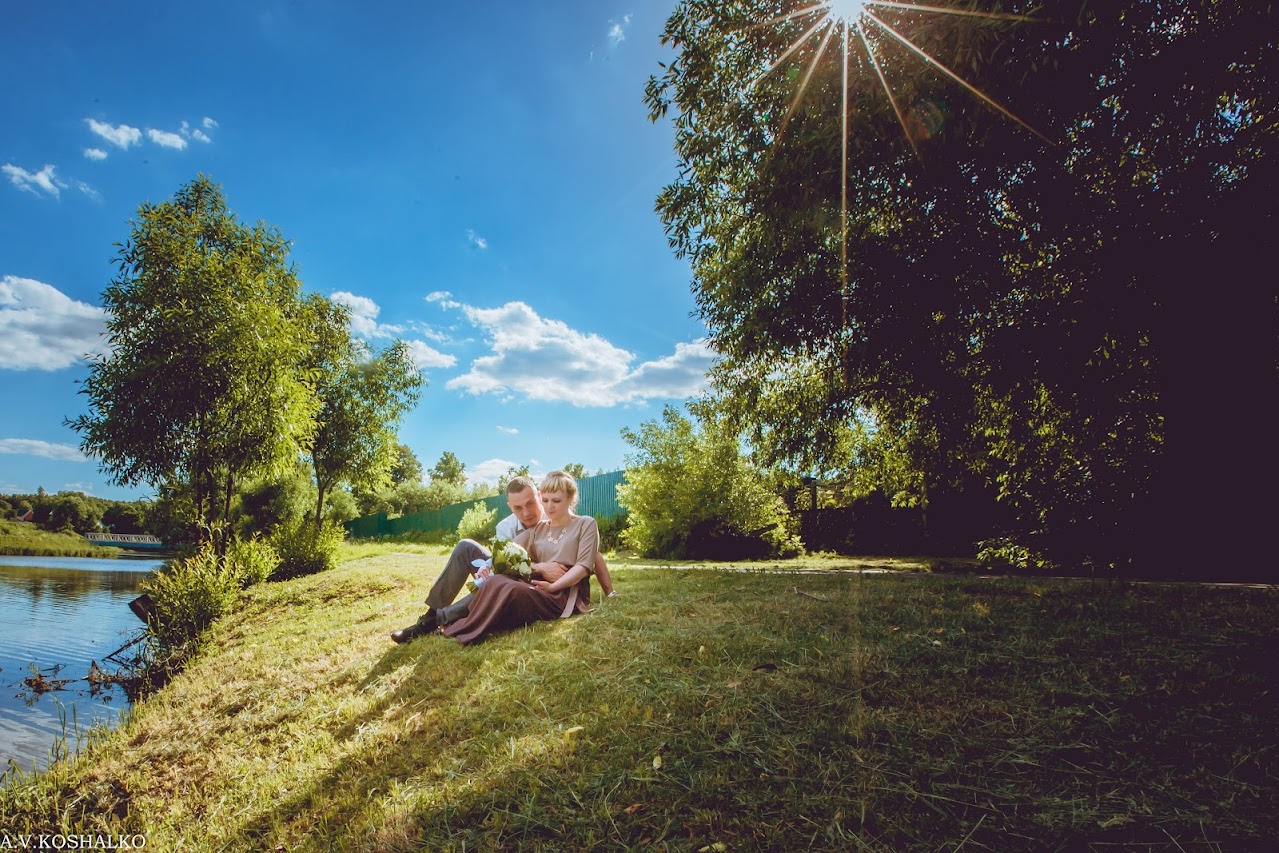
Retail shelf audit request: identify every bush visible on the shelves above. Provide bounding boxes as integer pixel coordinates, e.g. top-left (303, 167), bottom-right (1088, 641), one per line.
top-left (596, 512), bottom-right (630, 553)
top-left (271, 519), bottom-right (346, 580)
top-left (226, 536), bottom-right (281, 587)
top-left (456, 501), bottom-right (498, 543)
top-left (142, 544), bottom-right (242, 652)
top-left (619, 406), bottom-right (800, 560)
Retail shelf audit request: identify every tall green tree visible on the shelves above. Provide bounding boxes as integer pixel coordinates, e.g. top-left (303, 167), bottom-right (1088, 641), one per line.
top-left (302, 295), bottom-right (423, 529)
top-left (647, 1), bottom-right (1278, 574)
top-left (390, 443), bottom-right (424, 485)
top-left (430, 451), bottom-right (467, 487)
top-left (71, 175), bottom-right (320, 541)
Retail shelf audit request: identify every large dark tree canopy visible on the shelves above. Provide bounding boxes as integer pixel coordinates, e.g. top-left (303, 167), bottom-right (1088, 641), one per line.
top-left (648, 1), bottom-right (1278, 573)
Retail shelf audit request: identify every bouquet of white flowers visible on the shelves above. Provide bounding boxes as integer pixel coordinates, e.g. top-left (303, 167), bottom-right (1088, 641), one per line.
top-left (467, 538), bottom-right (533, 592)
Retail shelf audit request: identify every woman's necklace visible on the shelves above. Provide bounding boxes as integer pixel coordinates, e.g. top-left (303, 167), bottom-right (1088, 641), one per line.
top-left (543, 519), bottom-right (572, 546)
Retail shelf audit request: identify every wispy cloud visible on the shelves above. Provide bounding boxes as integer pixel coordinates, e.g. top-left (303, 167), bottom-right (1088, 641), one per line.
top-left (426, 290), bottom-right (462, 310)
top-left (181, 119), bottom-right (214, 144)
top-left (496, 426), bottom-right (519, 435)
top-left (608, 13), bottom-right (633, 46)
top-left (0, 276), bottom-right (107, 370)
top-left (2, 163), bottom-right (64, 198)
top-left (0, 438), bottom-right (87, 462)
top-left (73, 180), bottom-right (102, 203)
top-left (466, 229), bottom-right (489, 250)
top-left (83, 148), bottom-right (108, 161)
top-left (445, 300), bottom-right (715, 407)
top-left (332, 291), bottom-right (455, 371)
top-left (85, 119), bottom-right (141, 149)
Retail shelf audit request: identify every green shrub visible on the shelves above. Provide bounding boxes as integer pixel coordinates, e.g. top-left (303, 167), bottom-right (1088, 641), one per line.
top-left (226, 536), bottom-right (281, 588)
top-left (619, 406), bottom-right (800, 560)
top-left (596, 512), bottom-right (630, 552)
top-left (271, 519), bottom-right (346, 580)
top-left (142, 544), bottom-right (242, 652)
top-left (456, 501), bottom-right (498, 543)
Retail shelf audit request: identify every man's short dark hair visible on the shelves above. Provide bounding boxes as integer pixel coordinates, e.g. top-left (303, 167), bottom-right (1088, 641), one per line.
top-left (506, 476), bottom-right (538, 495)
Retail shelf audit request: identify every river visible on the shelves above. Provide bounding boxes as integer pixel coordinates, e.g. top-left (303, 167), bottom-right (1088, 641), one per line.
top-left (0, 554), bottom-right (164, 781)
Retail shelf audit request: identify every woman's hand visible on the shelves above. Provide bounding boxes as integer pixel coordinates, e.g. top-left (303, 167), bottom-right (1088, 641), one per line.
top-left (531, 561), bottom-right (567, 582)
top-left (530, 564), bottom-right (589, 594)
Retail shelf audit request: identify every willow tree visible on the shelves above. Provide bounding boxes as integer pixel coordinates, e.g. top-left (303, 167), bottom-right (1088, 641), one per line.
top-left (72, 175), bottom-right (320, 540)
top-left (647, 1), bottom-right (1278, 574)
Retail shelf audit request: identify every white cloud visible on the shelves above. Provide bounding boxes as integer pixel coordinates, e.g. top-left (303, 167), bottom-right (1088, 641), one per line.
top-left (467, 229), bottom-right (489, 250)
top-left (147, 128), bottom-right (187, 150)
top-left (85, 119), bottom-right (141, 149)
top-left (608, 13), bottom-right (633, 46)
top-left (3, 163), bottom-right (64, 198)
top-left (73, 180), bottom-right (102, 203)
top-left (181, 120), bottom-right (213, 144)
top-left (496, 426), bottom-right (519, 435)
top-left (331, 291), bottom-right (454, 370)
top-left (612, 340), bottom-right (719, 401)
top-left (445, 301), bottom-right (715, 406)
top-left (405, 340), bottom-right (457, 370)
top-left (330, 290), bottom-right (404, 338)
top-left (468, 457), bottom-right (521, 487)
top-left (411, 323), bottom-right (453, 345)
top-left (203, 117), bottom-right (218, 129)
top-left (83, 148), bottom-right (108, 161)
top-left (62, 482), bottom-right (97, 493)
top-left (0, 275), bottom-right (107, 370)
top-left (425, 290), bottom-right (461, 310)
top-left (0, 438), bottom-right (88, 463)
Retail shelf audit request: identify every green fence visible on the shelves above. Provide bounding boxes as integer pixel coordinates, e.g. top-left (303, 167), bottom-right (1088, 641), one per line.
top-left (345, 470), bottom-right (627, 540)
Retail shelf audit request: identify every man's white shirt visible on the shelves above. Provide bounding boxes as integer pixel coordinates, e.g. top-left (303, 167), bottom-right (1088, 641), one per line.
top-left (495, 512), bottom-right (548, 541)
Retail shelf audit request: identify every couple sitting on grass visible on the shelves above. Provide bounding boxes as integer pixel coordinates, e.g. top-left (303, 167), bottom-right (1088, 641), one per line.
top-left (391, 471), bottom-right (615, 646)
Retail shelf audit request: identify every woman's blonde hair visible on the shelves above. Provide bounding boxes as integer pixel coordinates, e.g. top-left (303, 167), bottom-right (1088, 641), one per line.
top-left (539, 470), bottom-right (579, 510)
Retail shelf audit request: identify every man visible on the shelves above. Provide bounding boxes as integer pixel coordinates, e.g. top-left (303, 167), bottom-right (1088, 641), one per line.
top-left (391, 476), bottom-right (615, 643)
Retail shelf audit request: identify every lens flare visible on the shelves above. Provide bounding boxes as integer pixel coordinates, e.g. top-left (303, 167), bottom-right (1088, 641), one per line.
top-left (824, 0), bottom-right (869, 25)
top-left (739, 1), bottom-right (1050, 323)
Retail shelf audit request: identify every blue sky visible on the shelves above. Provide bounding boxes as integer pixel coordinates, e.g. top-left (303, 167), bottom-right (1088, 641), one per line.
top-left (0, 0), bottom-right (710, 501)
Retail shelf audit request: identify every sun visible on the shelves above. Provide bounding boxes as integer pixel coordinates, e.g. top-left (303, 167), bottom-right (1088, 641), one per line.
top-left (823, 0), bottom-right (869, 26)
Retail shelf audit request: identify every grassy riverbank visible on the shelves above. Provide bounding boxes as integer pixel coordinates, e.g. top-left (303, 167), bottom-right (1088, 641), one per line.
top-left (2, 552), bottom-right (1275, 849)
top-left (0, 519), bottom-right (115, 558)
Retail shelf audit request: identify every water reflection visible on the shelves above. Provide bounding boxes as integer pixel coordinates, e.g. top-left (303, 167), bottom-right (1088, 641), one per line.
top-left (0, 556), bottom-right (163, 777)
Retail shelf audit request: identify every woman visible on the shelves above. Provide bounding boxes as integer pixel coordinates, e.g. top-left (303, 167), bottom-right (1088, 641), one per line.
top-left (440, 470), bottom-right (598, 645)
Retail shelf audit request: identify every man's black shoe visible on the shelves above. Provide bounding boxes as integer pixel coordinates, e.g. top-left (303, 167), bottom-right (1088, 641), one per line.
top-left (391, 609), bottom-right (437, 643)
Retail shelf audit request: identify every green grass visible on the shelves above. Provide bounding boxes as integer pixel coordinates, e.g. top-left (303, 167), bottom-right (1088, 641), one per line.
top-left (0, 519), bottom-right (116, 558)
top-left (1, 553), bottom-right (1275, 850)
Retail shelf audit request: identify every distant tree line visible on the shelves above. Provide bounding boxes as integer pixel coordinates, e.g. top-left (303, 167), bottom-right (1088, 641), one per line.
top-left (0, 489), bottom-right (149, 537)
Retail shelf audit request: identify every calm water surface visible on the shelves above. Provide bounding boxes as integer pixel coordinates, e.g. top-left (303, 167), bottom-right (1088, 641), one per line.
top-left (0, 555), bottom-right (164, 777)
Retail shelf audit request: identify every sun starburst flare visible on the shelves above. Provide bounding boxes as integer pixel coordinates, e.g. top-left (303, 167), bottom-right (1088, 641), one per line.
top-left (741, 0), bottom-right (1050, 303)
